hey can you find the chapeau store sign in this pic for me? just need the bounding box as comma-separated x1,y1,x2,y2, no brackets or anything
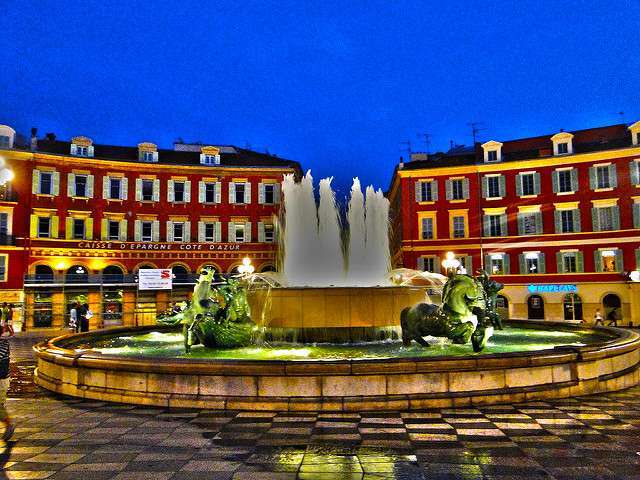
76,241,242,251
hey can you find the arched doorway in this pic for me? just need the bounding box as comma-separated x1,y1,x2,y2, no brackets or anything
34,264,54,282
259,264,276,273
602,294,622,324
103,265,124,283
563,293,583,321
496,295,509,320
171,265,190,283
66,265,88,283
527,295,544,319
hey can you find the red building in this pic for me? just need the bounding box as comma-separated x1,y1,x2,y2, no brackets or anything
389,121,640,324
0,126,301,329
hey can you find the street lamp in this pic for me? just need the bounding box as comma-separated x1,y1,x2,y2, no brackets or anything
0,156,13,186
237,257,255,276
442,251,461,277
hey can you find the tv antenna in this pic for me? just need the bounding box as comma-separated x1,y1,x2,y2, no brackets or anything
399,140,412,155
417,133,432,157
467,122,486,144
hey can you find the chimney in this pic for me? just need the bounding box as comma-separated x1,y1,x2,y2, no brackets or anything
30,128,38,151
45,132,56,142
398,156,404,169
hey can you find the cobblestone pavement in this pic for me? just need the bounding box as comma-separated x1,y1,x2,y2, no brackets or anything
1,335,640,479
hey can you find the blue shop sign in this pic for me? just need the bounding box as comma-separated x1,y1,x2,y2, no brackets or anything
528,284,577,294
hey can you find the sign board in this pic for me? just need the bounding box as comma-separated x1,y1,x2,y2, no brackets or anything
138,269,172,290
527,284,577,294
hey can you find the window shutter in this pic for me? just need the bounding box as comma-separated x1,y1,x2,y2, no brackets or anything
121,178,128,200
51,216,59,238
500,214,508,236
52,172,60,195
244,221,252,242
591,207,599,232
417,257,425,271
464,256,472,273
198,221,205,242
415,181,422,202
445,179,452,200
198,181,205,203
32,170,40,194
552,171,559,193
259,183,265,204
589,166,596,190
87,145,94,157
630,161,640,186
152,221,160,241
184,181,191,202
434,256,441,273
274,183,281,203
86,174,94,197
570,168,579,192
609,164,617,188
515,174,522,196
573,209,581,232
533,172,541,195
615,249,624,272
482,216,490,236
102,176,110,199
633,203,640,228
535,211,543,234
153,179,160,202
503,254,510,274
538,253,546,274
184,221,191,242
85,218,93,240
481,176,488,198
484,255,491,273
517,213,525,236
152,151,159,162
166,221,174,242
30,215,38,238
70,144,77,156
245,182,251,203
556,252,564,273
119,219,127,241
258,222,265,242
215,182,222,203
215,221,222,242
518,254,526,274
635,248,640,269
594,251,602,272
462,178,470,199
135,178,142,201
67,173,75,197
134,220,141,241
499,175,506,197
101,219,108,240
228,222,235,242
611,205,620,230
576,252,584,272
431,181,438,201
554,210,562,233
167,180,174,202
229,182,236,204
65,217,73,240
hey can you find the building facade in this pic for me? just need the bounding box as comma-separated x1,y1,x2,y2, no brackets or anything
389,121,640,325
0,127,301,330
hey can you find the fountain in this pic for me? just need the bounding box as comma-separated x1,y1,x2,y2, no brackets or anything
33,173,640,411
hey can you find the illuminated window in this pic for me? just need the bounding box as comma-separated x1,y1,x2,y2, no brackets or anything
598,249,621,273
490,254,505,275
234,223,245,242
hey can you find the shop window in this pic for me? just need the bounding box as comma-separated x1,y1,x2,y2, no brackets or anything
260,264,276,272
33,290,53,327
563,293,583,321
602,293,622,324
102,288,123,326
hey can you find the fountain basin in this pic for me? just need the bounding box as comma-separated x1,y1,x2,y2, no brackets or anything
34,321,640,411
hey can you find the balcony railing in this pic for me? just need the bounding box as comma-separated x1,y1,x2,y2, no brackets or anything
24,273,201,287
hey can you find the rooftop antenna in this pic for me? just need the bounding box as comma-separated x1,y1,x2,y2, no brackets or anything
467,122,486,144
614,111,625,123
417,133,431,159
399,140,412,155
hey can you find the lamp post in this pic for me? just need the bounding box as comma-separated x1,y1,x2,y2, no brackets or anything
442,251,461,277
237,257,255,276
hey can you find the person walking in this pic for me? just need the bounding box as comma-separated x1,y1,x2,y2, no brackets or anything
0,335,14,441
1,304,14,337
594,308,604,325
69,302,79,333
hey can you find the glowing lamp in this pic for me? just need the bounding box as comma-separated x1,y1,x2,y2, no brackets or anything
237,257,255,275
54,260,68,271
442,251,461,276
630,271,640,282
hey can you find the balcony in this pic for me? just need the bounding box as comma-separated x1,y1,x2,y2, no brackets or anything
23,273,201,287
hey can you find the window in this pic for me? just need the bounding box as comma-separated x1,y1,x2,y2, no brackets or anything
75,146,89,157
522,252,542,274
521,173,535,196
487,150,498,162
598,250,621,273
74,175,87,198
172,222,185,242
594,206,618,231
421,217,434,240
451,179,464,200
489,254,505,275
487,176,501,198
39,172,53,195
595,166,610,189
263,224,275,243
0,255,6,281
518,212,541,235
235,183,246,204
557,142,568,154
558,170,573,193
141,151,155,162
109,178,121,200
141,222,153,242
0,213,7,238
561,210,575,233
419,257,436,273
108,221,120,241
263,184,275,204
72,219,85,239
452,216,466,238
204,223,216,242
38,217,51,238
560,252,579,273
0,136,10,148
142,180,154,201
417,181,435,202
202,154,219,165
487,215,503,237
173,182,185,202
234,223,245,242
205,183,216,203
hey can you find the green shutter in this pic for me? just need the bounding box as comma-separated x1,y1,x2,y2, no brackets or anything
635,248,640,269
589,166,596,190
482,216,490,236
445,179,452,200
517,213,525,236
515,174,522,196
576,252,584,272
482,176,488,198
631,161,640,186
591,207,599,232
464,256,472,273
434,256,441,273
462,178,470,199
500,214,508,236
538,252,546,274
611,205,620,230
519,254,526,274
556,252,564,273
594,250,602,272
484,255,491,273
503,254,510,274
533,172,541,195
499,175,506,197
571,168,579,192
417,257,425,271
552,171,559,193
573,209,581,232
615,249,624,272
535,211,543,234
432,181,438,201
609,164,618,188
633,203,640,229
554,210,562,233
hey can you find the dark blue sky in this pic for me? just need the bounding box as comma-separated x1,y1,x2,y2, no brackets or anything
2,0,639,197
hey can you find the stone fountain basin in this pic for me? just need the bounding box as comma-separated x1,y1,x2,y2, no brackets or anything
34,321,640,411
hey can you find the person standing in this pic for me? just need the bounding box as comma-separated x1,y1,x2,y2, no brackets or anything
69,302,79,333
80,303,91,332
1,304,13,337
0,335,14,440
594,308,604,325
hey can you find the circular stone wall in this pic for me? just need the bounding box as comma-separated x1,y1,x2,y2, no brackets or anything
34,321,640,411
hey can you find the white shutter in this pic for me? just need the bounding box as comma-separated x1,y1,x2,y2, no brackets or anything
274,183,281,203
228,222,236,242
119,219,127,241
121,177,128,200
87,145,94,157
103,176,110,199
417,257,425,271
86,174,94,197
70,144,77,156
166,221,174,242
67,173,75,197
258,222,265,242
245,182,251,204
198,221,205,242
215,221,222,242
135,178,142,201
32,170,40,194
215,182,222,203
462,178,469,199
153,179,160,201
167,180,174,202
415,181,422,202
52,172,60,195
244,221,252,242
198,181,205,203
184,181,191,202
229,182,236,204
152,220,160,241
259,183,265,204
184,221,191,242
134,220,142,241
